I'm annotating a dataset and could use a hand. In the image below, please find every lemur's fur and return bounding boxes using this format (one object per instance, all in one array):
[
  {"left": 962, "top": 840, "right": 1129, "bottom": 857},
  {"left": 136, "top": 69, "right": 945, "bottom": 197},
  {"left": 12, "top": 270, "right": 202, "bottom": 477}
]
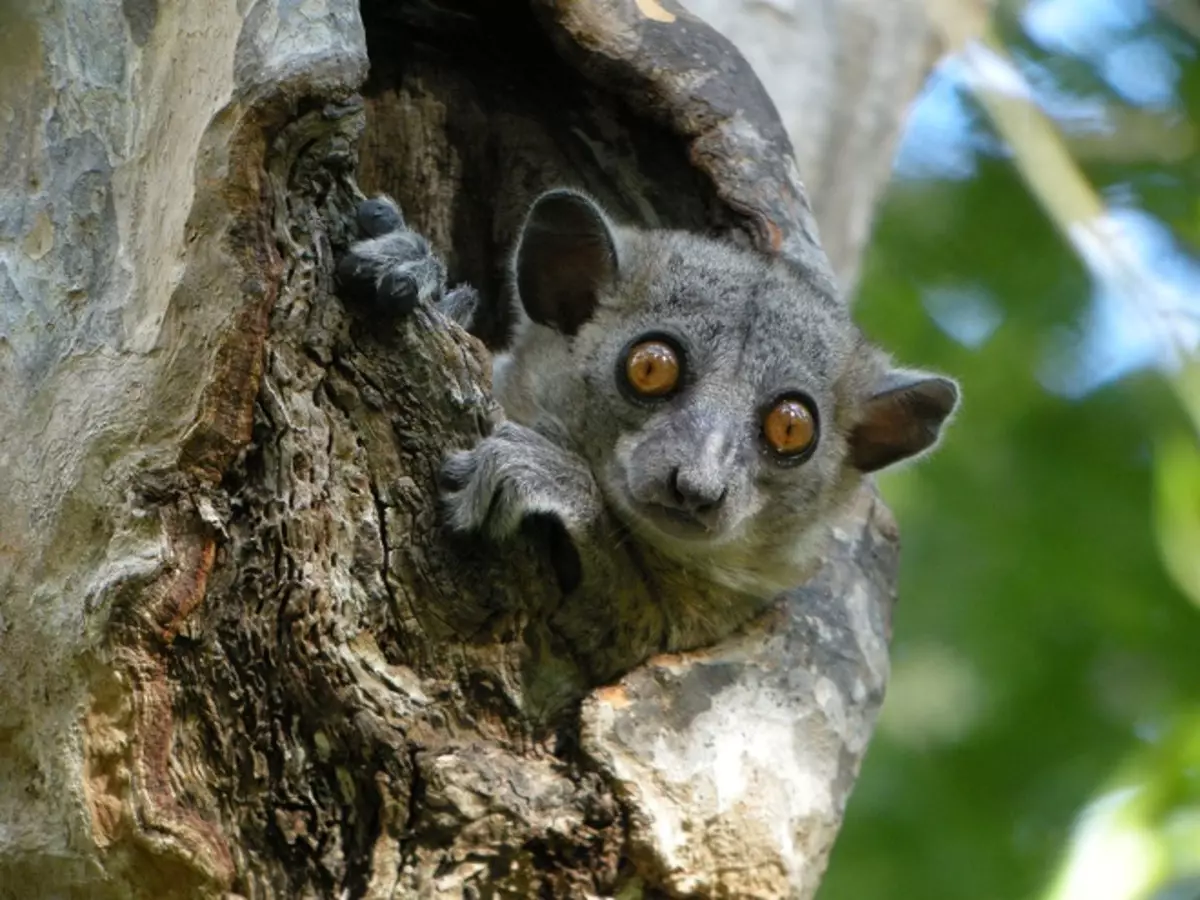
[{"left": 338, "top": 190, "right": 959, "bottom": 715}]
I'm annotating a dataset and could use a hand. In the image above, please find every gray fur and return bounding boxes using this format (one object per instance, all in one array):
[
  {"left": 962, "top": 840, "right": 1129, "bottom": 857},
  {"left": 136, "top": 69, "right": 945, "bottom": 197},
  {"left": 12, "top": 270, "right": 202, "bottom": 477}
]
[
  {"left": 483, "top": 190, "right": 957, "bottom": 593},
  {"left": 338, "top": 194, "right": 480, "bottom": 327},
  {"left": 340, "top": 191, "right": 959, "bottom": 704}
]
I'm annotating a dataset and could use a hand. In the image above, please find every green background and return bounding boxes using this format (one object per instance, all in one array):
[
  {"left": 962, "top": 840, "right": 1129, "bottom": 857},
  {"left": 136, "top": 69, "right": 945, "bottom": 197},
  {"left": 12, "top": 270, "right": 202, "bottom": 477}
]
[{"left": 819, "top": 2, "right": 1200, "bottom": 899}]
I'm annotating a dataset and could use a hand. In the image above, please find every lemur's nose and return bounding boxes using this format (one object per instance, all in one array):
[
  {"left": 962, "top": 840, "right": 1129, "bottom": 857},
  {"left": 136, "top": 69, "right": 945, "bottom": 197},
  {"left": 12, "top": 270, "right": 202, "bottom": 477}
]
[{"left": 668, "top": 467, "right": 728, "bottom": 515}]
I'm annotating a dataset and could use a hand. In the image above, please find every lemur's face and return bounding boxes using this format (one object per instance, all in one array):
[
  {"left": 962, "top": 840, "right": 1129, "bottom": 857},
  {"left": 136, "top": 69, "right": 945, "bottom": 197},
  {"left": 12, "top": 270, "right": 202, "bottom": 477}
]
[
  {"left": 504, "top": 190, "right": 958, "bottom": 588},
  {"left": 568, "top": 234, "right": 866, "bottom": 566}
]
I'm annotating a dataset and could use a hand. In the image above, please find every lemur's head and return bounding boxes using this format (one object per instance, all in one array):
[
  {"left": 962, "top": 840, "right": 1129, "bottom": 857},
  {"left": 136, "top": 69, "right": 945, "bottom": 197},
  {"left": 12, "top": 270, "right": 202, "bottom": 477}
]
[{"left": 498, "top": 189, "right": 959, "bottom": 595}]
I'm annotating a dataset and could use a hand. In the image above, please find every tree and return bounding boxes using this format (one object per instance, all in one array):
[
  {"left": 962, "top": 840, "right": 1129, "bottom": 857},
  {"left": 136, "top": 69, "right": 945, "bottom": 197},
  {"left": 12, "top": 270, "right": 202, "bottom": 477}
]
[{"left": 0, "top": 0, "right": 942, "bottom": 896}]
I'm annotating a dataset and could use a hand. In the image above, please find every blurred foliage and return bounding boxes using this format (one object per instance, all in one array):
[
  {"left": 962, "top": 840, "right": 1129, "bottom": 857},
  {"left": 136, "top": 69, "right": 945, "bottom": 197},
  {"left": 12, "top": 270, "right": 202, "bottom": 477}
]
[{"left": 817, "top": 2, "right": 1200, "bottom": 899}]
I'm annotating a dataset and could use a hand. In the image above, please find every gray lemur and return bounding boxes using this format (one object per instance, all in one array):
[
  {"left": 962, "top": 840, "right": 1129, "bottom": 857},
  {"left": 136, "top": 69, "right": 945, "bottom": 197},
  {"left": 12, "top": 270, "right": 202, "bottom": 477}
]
[{"left": 337, "top": 190, "right": 959, "bottom": 711}]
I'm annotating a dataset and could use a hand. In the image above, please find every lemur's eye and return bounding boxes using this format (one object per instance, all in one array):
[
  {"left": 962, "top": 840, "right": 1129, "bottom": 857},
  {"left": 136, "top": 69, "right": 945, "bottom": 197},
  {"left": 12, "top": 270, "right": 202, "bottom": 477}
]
[
  {"left": 625, "top": 340, "right": 680, "bottom": 398},
  {"left": 763, "top": 398, "right": 817, "bottom": 456}
]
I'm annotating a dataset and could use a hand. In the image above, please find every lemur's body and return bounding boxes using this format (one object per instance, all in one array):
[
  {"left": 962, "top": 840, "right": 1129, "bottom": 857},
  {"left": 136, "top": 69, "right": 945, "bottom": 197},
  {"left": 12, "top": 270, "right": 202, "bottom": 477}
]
[{"left": 338, "top": 191, "right": 958, "bottom": 709}]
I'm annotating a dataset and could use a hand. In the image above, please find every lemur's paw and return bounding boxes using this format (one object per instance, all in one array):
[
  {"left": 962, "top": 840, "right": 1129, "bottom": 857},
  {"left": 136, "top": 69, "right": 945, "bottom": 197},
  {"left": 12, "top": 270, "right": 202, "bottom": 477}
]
[
  {"left": 355, "top": 196, "right": 403, "bottom": 238},
  {"left": 439, "top": 422, "right": 588, "bottom": 541},
  {"left": 336, "top": 195, "right": 446, "bottom": 316}
]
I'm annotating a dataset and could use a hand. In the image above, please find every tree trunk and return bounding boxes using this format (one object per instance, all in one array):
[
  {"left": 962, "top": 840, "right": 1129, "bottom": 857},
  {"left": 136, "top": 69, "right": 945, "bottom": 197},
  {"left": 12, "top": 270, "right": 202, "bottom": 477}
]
[{"left": 0, "top": 1, "right": 937, "bottom": 898}]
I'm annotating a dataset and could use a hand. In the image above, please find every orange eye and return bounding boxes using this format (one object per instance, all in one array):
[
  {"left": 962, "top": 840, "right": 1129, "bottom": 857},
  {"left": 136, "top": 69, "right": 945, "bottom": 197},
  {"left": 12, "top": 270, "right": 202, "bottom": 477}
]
[
  {"left": 625, "top": 340, "right": 680, "bottom": 397},
  {"left": 763, "top": 399, "right": 816, "bottom": 455}
]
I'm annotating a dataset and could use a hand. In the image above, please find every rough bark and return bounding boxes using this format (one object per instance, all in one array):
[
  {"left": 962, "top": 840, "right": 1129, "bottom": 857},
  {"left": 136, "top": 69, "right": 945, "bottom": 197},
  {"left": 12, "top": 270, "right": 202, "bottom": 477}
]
[{"left": 0, "top": 1, "right": 935, "bottom": 898}]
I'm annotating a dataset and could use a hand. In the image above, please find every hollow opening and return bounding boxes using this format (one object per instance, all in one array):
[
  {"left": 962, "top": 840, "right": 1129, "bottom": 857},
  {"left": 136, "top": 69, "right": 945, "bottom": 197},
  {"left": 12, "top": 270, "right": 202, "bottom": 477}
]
[{"left": 356, "top": 0, "right": 721, "bottom": 347}]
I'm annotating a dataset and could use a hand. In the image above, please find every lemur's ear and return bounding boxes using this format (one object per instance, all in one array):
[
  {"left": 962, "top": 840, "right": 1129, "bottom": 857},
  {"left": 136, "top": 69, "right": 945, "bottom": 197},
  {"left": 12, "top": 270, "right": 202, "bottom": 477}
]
[
  {"left": 849, "top": 370, "right": 959, "bottom": 473},
  {"left": 514, "top": 189, "right": 618, "bottom": 336}
]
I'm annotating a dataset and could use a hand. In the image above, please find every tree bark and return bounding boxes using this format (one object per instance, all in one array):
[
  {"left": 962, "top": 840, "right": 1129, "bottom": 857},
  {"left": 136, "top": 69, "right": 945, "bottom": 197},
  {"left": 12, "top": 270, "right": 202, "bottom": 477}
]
[
  {"left": 678, "top": 0, "right": 940, "bottom": 295},
  {"left": 0, "top": 1, "right": 937, "bottom": 898}
]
